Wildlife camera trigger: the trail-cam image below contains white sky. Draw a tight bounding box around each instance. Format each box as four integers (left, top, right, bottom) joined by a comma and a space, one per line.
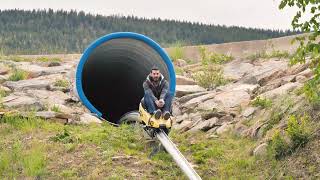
0, 0, 298, 30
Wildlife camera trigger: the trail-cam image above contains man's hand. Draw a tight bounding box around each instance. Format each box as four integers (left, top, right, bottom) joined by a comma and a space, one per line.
155, 99, 165, 108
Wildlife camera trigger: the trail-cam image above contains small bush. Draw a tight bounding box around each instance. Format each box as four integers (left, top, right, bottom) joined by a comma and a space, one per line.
192, 65, 229, 88
54, 79, 69, 88
8, 69, 28, 81
302, 78, 320, 106
286, 115, 311, 149
199, 46, 233, 65
251, 96, 272, 109
268, 131, 289, 159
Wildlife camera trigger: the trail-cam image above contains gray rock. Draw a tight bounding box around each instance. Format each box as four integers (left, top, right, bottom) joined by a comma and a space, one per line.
241, 107, 257, 118
174, 59, 187, 67
2, 94, 44, 111
176, 85, 206, 97
214, 90, 250, 109
259, 82, 301, 99
253, 143, 268, 156
17, 64, 72, 78
178, 91, 210, 104
35, 111, 57, 119
79, 113, 102, 124
182, 92, 216, 110
176, 75, 197, 85
173, 120, 193, 131
175, 113, 188, 124
26, 90, 70, 105
4, 79, 51, 91
240, 60, 288, 85
188, 117, 219, 132
196, 99, 218, 111
223, 61, 255, 81
216, 123, 232, 135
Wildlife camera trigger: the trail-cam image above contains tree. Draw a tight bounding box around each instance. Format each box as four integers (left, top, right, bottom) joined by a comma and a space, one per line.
279, 0, 320, 104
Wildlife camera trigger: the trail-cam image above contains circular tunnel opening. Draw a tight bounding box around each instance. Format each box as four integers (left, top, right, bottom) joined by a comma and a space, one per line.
76, 33, 176, 123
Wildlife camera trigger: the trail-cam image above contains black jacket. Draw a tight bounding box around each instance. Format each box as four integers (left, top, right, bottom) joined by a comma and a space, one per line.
143, 74, 169, 101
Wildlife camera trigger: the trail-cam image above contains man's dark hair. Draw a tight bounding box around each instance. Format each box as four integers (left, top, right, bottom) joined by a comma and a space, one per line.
151, 66, 159, 72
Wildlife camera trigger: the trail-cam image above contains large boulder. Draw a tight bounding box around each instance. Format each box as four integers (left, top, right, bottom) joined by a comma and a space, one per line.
241, 60, 288, 85
259, 82, 301, 99
176, 85, 206, 97
224, 61, 255, 81
213, 90, 251, 109
181, 92, 216, 111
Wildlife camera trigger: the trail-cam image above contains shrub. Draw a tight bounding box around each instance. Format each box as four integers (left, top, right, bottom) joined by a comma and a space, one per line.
251, 96, 272, 109
268, 131, 289, 159
286, 115, 311, 149
54, 79, 69, 88
302, 79, 320, 106
8, 69, 28, 81
50, 129, 78, 144
192, 65, 229, 89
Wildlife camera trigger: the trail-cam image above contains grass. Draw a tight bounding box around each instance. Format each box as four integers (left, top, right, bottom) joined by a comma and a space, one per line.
0, 55, 61, 63
247, 49, 291, 61
50, 105, 61, 112
251, 96, 273, 109
54, 79, 70, 88
0, 111, 318, 179
192, 65, 229, 89
169, 42, 185, 61
199, 46, 233, 65
8, 69, 29, 81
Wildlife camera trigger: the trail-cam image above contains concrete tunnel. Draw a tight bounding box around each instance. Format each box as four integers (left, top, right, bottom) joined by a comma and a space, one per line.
75, 32, 176, 123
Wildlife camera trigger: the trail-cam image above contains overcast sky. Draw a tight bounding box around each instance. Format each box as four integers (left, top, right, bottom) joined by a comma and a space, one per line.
0, 0, 297, 30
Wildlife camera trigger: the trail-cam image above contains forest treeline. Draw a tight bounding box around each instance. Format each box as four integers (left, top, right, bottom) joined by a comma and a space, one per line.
0, 9, 297, 55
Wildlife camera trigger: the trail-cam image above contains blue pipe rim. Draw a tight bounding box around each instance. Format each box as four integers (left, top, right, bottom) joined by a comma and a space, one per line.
76, 32, 176, 117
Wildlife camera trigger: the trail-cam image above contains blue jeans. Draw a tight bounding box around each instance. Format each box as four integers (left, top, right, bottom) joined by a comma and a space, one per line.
144, 92, 173, 114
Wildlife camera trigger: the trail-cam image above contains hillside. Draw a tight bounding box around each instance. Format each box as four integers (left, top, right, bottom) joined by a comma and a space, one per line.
0, 9, 297, 55
0, 35, 319, 179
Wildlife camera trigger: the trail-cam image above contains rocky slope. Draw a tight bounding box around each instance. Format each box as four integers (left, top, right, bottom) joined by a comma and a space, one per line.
0, 35, 319, 179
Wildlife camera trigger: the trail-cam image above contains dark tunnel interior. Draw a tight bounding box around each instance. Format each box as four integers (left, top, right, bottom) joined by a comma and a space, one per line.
81, 38, 170, 123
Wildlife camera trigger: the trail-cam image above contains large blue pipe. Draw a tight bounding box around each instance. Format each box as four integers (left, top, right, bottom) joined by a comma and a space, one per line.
75, 32, 176, 123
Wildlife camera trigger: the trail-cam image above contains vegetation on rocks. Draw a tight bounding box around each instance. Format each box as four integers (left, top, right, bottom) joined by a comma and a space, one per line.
8, 69, 29, 81
199, 46, 234, 65
247, 49, 291, 61
251, 97, 273, 109
54, 79, 70, 88
192, 65, 229, 89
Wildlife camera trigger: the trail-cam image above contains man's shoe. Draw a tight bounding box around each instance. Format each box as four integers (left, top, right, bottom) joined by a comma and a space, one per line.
153, 109, 162, 119
163, 111, 171, 120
